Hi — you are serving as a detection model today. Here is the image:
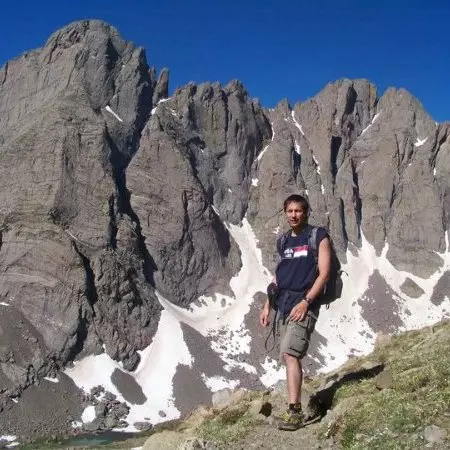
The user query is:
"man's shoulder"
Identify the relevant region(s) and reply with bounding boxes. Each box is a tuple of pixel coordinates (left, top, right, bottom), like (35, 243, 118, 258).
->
(308, 224, 328, 239)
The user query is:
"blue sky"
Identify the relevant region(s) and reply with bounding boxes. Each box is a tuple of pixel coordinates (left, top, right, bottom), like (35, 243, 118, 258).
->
(1, 0, 449, 121)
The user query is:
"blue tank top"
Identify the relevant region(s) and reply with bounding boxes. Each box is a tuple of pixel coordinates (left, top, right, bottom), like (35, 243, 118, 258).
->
(276, 225, 327, 296)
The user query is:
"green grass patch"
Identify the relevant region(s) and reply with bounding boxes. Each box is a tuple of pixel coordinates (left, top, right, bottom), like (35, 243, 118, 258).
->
(327, 321, 450, 449)
(196, 404, 258, 448)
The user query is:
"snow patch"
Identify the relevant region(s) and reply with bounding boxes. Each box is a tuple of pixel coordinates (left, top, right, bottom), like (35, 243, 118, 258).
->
(361, 112, 381, 135)
(66, 307, 192, 429)
(81, 405, 96, 423)
(0, 437, 16, 443)
(321, 184, 325, 194)
(105, 106, 123, 123)
(65, 230, 80, 242)
(0, 302, 9, 306)
(0, 436, 19, 448)
(434, 167, 437, 176)
(294, 141, 301, 155)
(272, 226, 280, 235)
(256, 145, 269, 162)
(65, 219, 272, 429)
(212, 205, 220, 216)
(312, 154, 321, 175)
(201, 375, 240, 392)
(291, 111, 305, 136)
(259, 356, 285, 387)
(316, 231, 450, 372)
(43, 376, 59, 383)
(150, 98, 171, 115)
(156, 218, 272, 369)
(414, 137, 428, 147)
(252, 178, 259, 187)
(256, 123, 275, 162)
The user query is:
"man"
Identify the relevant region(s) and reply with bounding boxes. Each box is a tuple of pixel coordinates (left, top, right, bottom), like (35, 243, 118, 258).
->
(260, 194, 331, 431)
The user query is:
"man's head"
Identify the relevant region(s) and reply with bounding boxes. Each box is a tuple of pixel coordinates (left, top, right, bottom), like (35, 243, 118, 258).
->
(283, 194, 309, 230)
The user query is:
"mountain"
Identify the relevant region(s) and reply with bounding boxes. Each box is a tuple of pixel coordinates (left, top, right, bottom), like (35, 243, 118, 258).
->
(0, 20, 449, 442)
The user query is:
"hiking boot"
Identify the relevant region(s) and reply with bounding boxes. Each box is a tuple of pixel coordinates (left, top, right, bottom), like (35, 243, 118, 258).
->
(276, 407, 304, 431)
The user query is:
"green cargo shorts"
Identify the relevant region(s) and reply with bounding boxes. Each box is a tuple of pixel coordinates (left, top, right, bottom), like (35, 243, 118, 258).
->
(277, 311, 317, 360)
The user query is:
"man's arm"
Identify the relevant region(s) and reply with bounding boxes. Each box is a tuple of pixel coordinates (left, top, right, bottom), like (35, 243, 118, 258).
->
(259, 299, 271, 327)
(288, 236, 331, 322)
(305, 236, 331, 302)
(260, 276, 277, 327)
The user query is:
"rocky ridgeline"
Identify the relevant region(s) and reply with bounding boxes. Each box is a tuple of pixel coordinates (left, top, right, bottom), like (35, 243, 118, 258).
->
(0, 19, 449, 435)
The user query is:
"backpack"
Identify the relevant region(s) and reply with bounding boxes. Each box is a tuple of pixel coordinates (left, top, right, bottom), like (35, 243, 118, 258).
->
(276, 225, 344, 307)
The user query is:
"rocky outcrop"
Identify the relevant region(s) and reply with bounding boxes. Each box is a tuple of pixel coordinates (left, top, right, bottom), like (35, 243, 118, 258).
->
(0, 20, 160, 408)
(248, 80, 447, 277)
(127, 80, 271, 305)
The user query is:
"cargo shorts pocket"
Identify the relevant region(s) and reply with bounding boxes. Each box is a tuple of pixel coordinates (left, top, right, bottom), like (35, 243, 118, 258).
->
(282, 314, 317, 359)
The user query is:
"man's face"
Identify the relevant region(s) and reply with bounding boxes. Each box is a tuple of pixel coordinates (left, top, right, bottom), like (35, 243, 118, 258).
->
(285, 201, 307, 228)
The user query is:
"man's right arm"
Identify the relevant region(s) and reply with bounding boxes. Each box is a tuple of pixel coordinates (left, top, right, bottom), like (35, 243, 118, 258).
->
(259, 299, 271, 327)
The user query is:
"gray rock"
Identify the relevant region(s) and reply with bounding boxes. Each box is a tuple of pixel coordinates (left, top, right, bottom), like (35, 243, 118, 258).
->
(109, 401, 129, 419)
(211, 388, 233, 406)
(248, 399, 272, 418)
(431, 271, 450, 306)
(127, 77, 272, 306)
(375, 370, 393, 390)
(400, 277, 425, 298)
(104, 415, 119, 429)
(94, 402, 107, 418)
(424, 424, 447, 443)
(152, 68, 169, 105)
(83, 417, 104, 432)
(103, 391, 117, 402)
(0, 18, 159, 412)
(133, 420, 152, 431)
(91, 385, 105, 397)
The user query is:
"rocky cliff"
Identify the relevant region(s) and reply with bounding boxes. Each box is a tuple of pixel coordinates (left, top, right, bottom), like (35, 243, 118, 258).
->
(0, 20, 449, 440)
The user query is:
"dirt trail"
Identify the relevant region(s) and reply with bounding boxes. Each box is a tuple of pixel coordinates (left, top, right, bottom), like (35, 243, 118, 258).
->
(235, 420, 338, 450)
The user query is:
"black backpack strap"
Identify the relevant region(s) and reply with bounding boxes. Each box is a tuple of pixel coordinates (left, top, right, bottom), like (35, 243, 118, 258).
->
(308, 226, 319, 265)
(276, 230, 291, 258)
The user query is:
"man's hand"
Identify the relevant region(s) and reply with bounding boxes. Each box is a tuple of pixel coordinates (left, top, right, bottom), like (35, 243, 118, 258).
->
(259, 305, 271, 327)
(289, 300, 308, 322)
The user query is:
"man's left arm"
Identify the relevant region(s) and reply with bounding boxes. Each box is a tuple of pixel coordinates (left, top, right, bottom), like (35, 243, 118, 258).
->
(289, 236, 331, 322)
(305, 236, 331, 302)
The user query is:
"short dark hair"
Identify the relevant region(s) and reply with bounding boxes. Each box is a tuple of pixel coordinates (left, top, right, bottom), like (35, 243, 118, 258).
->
(283, 194, 309, 213)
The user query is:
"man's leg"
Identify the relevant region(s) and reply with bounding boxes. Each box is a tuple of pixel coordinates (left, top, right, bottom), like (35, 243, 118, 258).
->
(283, 352, 302, 404)
(276, 352, 304, 430)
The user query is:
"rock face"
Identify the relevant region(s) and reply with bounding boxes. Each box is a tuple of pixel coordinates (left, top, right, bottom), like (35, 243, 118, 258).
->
(0, 20, 161, 410)
(248, 80, 447, 275)
(127, 80, 271, 305)
(0, 20, 449, 432)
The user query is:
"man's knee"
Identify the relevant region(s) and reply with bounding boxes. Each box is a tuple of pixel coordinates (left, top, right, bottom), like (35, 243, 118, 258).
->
(283, 352, 302, 365)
